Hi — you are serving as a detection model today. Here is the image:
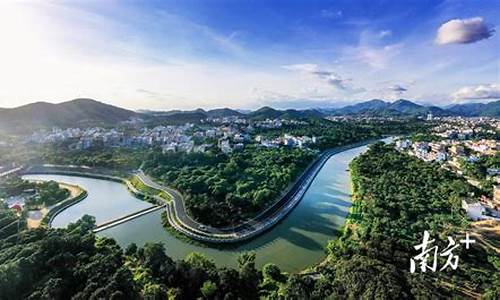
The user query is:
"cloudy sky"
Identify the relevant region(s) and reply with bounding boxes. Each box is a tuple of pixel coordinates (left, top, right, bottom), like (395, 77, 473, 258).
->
(0, 0, 498, 110)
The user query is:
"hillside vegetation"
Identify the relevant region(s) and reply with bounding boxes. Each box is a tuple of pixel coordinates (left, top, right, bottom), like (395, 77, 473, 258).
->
(0, 98, 138, 133)
(314, 143, 499, 299)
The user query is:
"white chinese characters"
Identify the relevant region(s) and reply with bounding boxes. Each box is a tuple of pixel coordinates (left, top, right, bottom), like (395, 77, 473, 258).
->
(410, 231, 475, 273)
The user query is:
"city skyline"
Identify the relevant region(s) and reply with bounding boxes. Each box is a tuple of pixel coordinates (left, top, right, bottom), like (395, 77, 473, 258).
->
(0, 0, 498, 110)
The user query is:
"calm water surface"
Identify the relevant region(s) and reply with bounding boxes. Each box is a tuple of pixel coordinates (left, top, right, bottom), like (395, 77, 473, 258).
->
(24, 140, 386, 272)
(22, 174, 153, 228)
(101, 143, 373, 272)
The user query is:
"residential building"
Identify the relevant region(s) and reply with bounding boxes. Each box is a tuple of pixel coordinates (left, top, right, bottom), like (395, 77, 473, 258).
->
(462, 199, 486, 221)
(396, 139, 411, 150)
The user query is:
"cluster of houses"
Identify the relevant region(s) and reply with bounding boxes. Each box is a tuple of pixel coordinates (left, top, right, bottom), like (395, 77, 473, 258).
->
(28, 117, 318, 155)
(396, 139, 448, 162)
(396, 139, 498, 164)
(431, 116, 499, 139)
(0, 186, 37, 214)
(396, 137, 500, 221)
(462, 185, 500, 221)
(205, 115, 308, 129)
(255, 134, 318, 149)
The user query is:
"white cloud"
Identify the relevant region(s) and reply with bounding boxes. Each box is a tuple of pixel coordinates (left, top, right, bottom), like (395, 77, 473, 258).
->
(320, 9, 342, 19)
(388, 84, 407, 93)
(282, 64, 365, 93)
(282, 64, 318, 73)
(435, 17, 495, 45)
(378, 30, 392, 38)
(312, 70, 349, 90)
(452, 84, 500, 100)
(355, 43, 403, 69)
(385, 84, 408, 99)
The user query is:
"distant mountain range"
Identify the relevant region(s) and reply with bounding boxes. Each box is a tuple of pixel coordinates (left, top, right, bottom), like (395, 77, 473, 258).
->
(0, 98, 498, 134)
(325, 99, 445, 117)
(143, 108, 244, 125)
(322, 99, 500, 118)
(446, 102, 500, 117)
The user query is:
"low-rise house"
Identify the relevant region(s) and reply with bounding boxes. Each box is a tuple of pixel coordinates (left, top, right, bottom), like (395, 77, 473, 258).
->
(218, 139, 232, 153)
(396, 139, 411, 150)
(436, 151, 448, 162)
(413, 142, 429, 159)
(449, 145, 465, 156)
(462, 199, 486, 221)
(494, 185, 500, 207)
(487, 168, 500, 176)
(193, 144, 212, 153)
(178, 141, 194, 153)
(234, 143, 244, 151)
(162, 143, 177, 153)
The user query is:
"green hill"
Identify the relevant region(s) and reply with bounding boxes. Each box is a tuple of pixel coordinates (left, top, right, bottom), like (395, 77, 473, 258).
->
(249, 106, 323, 120)
(0, 98, 139, 133)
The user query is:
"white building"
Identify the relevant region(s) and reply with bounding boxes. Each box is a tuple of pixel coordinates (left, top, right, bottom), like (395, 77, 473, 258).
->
(436, 151, 448, 162)
(219, 139, 232, 153)
(462, 199, 486, 221)
(396, 139, 411, 150)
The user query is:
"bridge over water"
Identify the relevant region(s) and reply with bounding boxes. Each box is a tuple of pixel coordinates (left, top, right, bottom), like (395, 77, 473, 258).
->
(93, 205, 166, 233)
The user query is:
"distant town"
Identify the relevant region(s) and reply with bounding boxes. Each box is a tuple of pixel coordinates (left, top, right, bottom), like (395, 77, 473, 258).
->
(27, 116, 317, 154)
(394, 116, 499, 221)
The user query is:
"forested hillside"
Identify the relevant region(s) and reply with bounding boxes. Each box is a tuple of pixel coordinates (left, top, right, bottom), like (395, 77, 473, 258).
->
(314, 143, 499, 299)
(143, 146, 316, 227)
(0, 99, 138, 134)
(0, 207, 320, 299)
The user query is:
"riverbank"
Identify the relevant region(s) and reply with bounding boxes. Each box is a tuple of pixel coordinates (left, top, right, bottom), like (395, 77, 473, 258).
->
(25, 181, 85, 229)
(22, 167, 169, 205)
(22, 138, 391, 272)
(98, 141, 377, 272)
(139, 137, 388, 244)
(21, 173, 154, 229)
(23, 137, 387, 244)
(43, 184, 87, 227)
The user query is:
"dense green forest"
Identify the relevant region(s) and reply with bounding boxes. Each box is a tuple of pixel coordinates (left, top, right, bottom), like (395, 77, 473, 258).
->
(143, 146, 316, 226)
(313, 143, 499, 299)
(256, 118, 431, 150)
(40, 146, 147, 170)
(0, 208, 312, 299)
(142, 118, 411, 227)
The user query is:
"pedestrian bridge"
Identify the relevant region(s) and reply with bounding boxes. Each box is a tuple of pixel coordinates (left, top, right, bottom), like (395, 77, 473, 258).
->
(92, 205, 166, 233)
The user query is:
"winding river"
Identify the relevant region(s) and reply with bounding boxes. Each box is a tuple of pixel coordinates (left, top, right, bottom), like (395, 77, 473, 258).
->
(22, 174, 154, 228)
(23, 140, 387, 272)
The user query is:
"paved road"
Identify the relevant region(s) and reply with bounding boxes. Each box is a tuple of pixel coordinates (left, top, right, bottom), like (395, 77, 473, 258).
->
(136, 171, 226, 233)
(136, 146, 344, 242)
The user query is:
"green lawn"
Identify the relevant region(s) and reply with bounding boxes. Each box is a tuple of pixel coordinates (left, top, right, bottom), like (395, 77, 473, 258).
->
(129, 176, 172, 202)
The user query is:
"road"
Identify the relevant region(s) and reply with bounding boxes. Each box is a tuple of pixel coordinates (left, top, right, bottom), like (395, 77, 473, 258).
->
(136, 147, 344, 243)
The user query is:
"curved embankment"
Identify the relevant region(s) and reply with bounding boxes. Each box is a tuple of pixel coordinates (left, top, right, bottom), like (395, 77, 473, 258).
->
(137, 139, 382, 244)
(22, 138, 382, 242)
(21, 168, 166, 229)
(20, 178, 88, 228)
(42, 189, 88, 227)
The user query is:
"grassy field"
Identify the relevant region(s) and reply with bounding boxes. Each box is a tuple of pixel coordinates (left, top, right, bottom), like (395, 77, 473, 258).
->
(129, 175, 172, 203)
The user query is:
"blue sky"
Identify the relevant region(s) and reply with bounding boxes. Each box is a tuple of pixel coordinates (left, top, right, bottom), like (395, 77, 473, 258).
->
(0, 0, 498, 110)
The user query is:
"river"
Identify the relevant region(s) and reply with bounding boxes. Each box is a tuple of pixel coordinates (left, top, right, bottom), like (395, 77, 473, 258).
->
(22, 174, 154, 228)
(23, 140, 386, 272)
